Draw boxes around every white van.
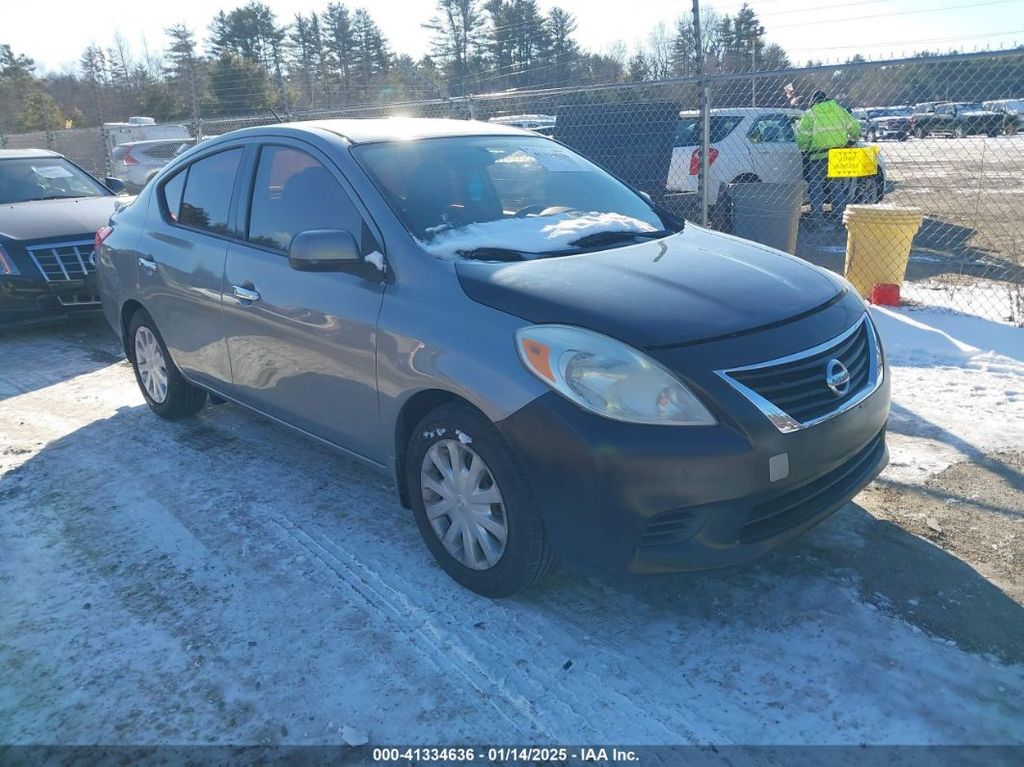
[102,117,191,155]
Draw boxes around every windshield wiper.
[569,229,674,248]
[23,195,89,202]
[458,246,539,262]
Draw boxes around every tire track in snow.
[272,514,697,745]
[265,514,552,740]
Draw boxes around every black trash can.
[727,181,806,254]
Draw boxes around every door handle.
[232,284,261,303]
[138,256,157,273]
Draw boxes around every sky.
[4,0,1023,75]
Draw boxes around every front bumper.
[0,274,102,328]
[495,309,891,573]
[873,125,908,139]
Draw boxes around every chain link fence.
[3,50,1022,324]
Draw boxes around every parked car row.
[852,106,913,142]
[853,100,1021,140]
[910,101,1019,138]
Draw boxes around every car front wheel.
[128,309,207,419]
[406,402,555,597]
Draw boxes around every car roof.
[115,138,194,148]
[0,148,62,160]
[678,107,802,117]
[222,117,536,145]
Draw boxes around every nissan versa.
[95,118,890,597]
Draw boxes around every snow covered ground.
[1,308,1022,748]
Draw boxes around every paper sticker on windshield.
[33,165,74,179]
[521,147,586,172]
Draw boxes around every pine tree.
[16,91,65,131]
[350,8,391,99]
[546,7,579,86]
[423,0,487,95]
[323,3,355,103]
[165,24,202,120]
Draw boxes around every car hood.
[0,196,123,242]
[455,225,845,348]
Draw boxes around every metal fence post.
[692,0,711,227]
[100,125,112,177]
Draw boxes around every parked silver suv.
[110,138,194,193]
[96,119,889,596]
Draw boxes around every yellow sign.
[828,146,879,178]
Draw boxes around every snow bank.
[419,211,657,259]
[871,304,1024,481]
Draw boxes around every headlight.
[516,325,717,426]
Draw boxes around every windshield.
[676,116,743,146]
[355,136,670,259]
[958,102,985,111]
[0,158,110,204]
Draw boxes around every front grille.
[719,317,880,432]
[739,432,885,543]
[27,240,95,282]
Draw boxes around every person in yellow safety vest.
[794,89,861,228]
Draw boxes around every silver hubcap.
[420,439,508,571]
[134,326,168,404]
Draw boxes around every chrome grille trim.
[715,315,884,434]
[26,240,95,282]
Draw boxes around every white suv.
[667,108,885,216]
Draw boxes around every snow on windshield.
[418,211,658,259]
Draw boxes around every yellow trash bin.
[842,205,924,299]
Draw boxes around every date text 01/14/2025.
[371,746,640,762]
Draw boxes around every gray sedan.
[95,118,890,596]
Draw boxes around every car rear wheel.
[954,125,967,139]
[1005,123,1019,137]
[128,309,207,419]
[406,402,555,597]
[913,126,926,139]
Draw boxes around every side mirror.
[288,229,363,273]
[104,176,127,195]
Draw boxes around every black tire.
[913,126,926,139]
[867,129,876,142]
[405,402,555,597]
[954,125,967,139]
[127,308,207,420]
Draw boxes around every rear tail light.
[120,149,138,166]
[689,147,720,175]
[95,225,113,255]
[0,245,19,275]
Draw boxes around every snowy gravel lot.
[1,309,1022,748]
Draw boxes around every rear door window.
[178,148,243,235]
